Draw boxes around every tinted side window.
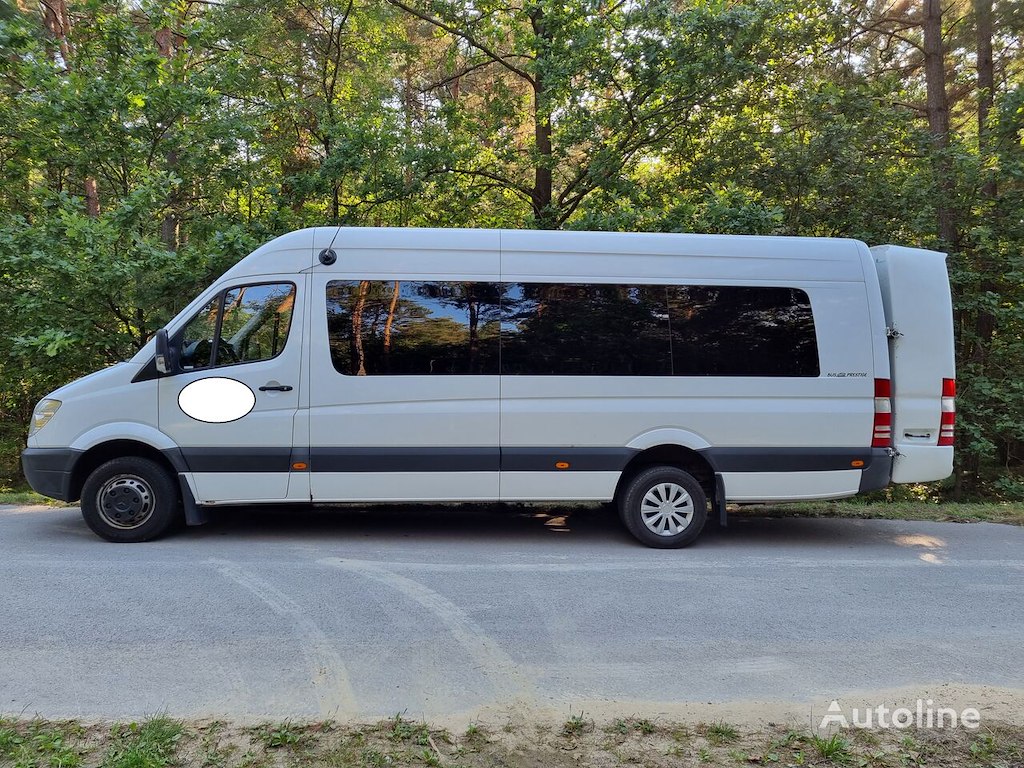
[218,283,296,365]
[326,281,501,375]
[500,283,671,375]
[667,286,818,376]
[177,283,295,370]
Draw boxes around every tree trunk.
[922,0,956,247]
[84,176,100,217]
[530,6,555,229]
[975,0,995,201]
[973,0,999,466]
[41,0,101,218]
[156,26,182,249]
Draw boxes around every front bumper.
[21,448,80,502]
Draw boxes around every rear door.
[872,245,955,482]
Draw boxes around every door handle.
[259,384,293,392]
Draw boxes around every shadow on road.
[9,502,911,549]
[171,502,894,549]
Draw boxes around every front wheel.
[618,466,708,548]
[80,457,181,542]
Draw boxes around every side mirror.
[154,328,172,375]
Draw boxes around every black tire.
[80,457,181,543]
[618,466,708,548]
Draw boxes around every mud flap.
[178,474,209,526]
[715,473,727,527]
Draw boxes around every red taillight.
[938,377,956,446]
[872,378,892,448]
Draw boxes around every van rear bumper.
[858,448,893,493]
[21,448,79,502]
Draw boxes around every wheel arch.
[615,444,717,504]
[68,439,182,503]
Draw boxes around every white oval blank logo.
[178,377,256,424]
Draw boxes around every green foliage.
[0,720,85,768]
[810,732,852,763]
[705,721,740,745]
[254,720,304,749]
[561,712,591,737]
[0,0,1022,496]
[385,715,431,746]
[102,717,184,768]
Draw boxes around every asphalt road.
[1,503,1022,724]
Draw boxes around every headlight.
[29,399,61,436]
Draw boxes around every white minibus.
[22,227,956,547]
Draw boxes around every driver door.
[158,278,304,503]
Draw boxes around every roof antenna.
[318,224,340,266]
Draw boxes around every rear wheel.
[80,457,181,542]
[618,466,707,548]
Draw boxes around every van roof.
[220,226,870,283]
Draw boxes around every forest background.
[0,0,1021,498]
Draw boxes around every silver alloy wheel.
[639,482,694,536]
[96,474,155,530]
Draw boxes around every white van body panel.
[872,245,955,483]
[309,472,498,502]
[499,230,867,282]
[855,241,893,382]
[307,230,502,502]
[721,470,861,501]
[26,363,156,450]
[68,422,177,453]
[217,226,324,281]
[626,429,712,452]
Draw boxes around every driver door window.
[179,283,296,370]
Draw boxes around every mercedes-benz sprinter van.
[21,228,956,547]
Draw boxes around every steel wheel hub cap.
[640,482,694,536]
[97,475,154,529]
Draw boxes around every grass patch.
[462,722,487,748]
[702,720,740,745]
[103,716,184,768]
[1,719,84,768]
[810,732,852,763]
[633,717,656,735]
[384,714,431,746]
[0,489,68,506]
[252,720,306,750]
[736,500,1024,526]
[0,716,1020,767]
[560,712,592,738]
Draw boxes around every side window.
[667,286,818,376]
[218,284,295,364]
[178,283,295,370]
[326,280,501,375]
[322,280,817,377]
[500,283,672,375]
